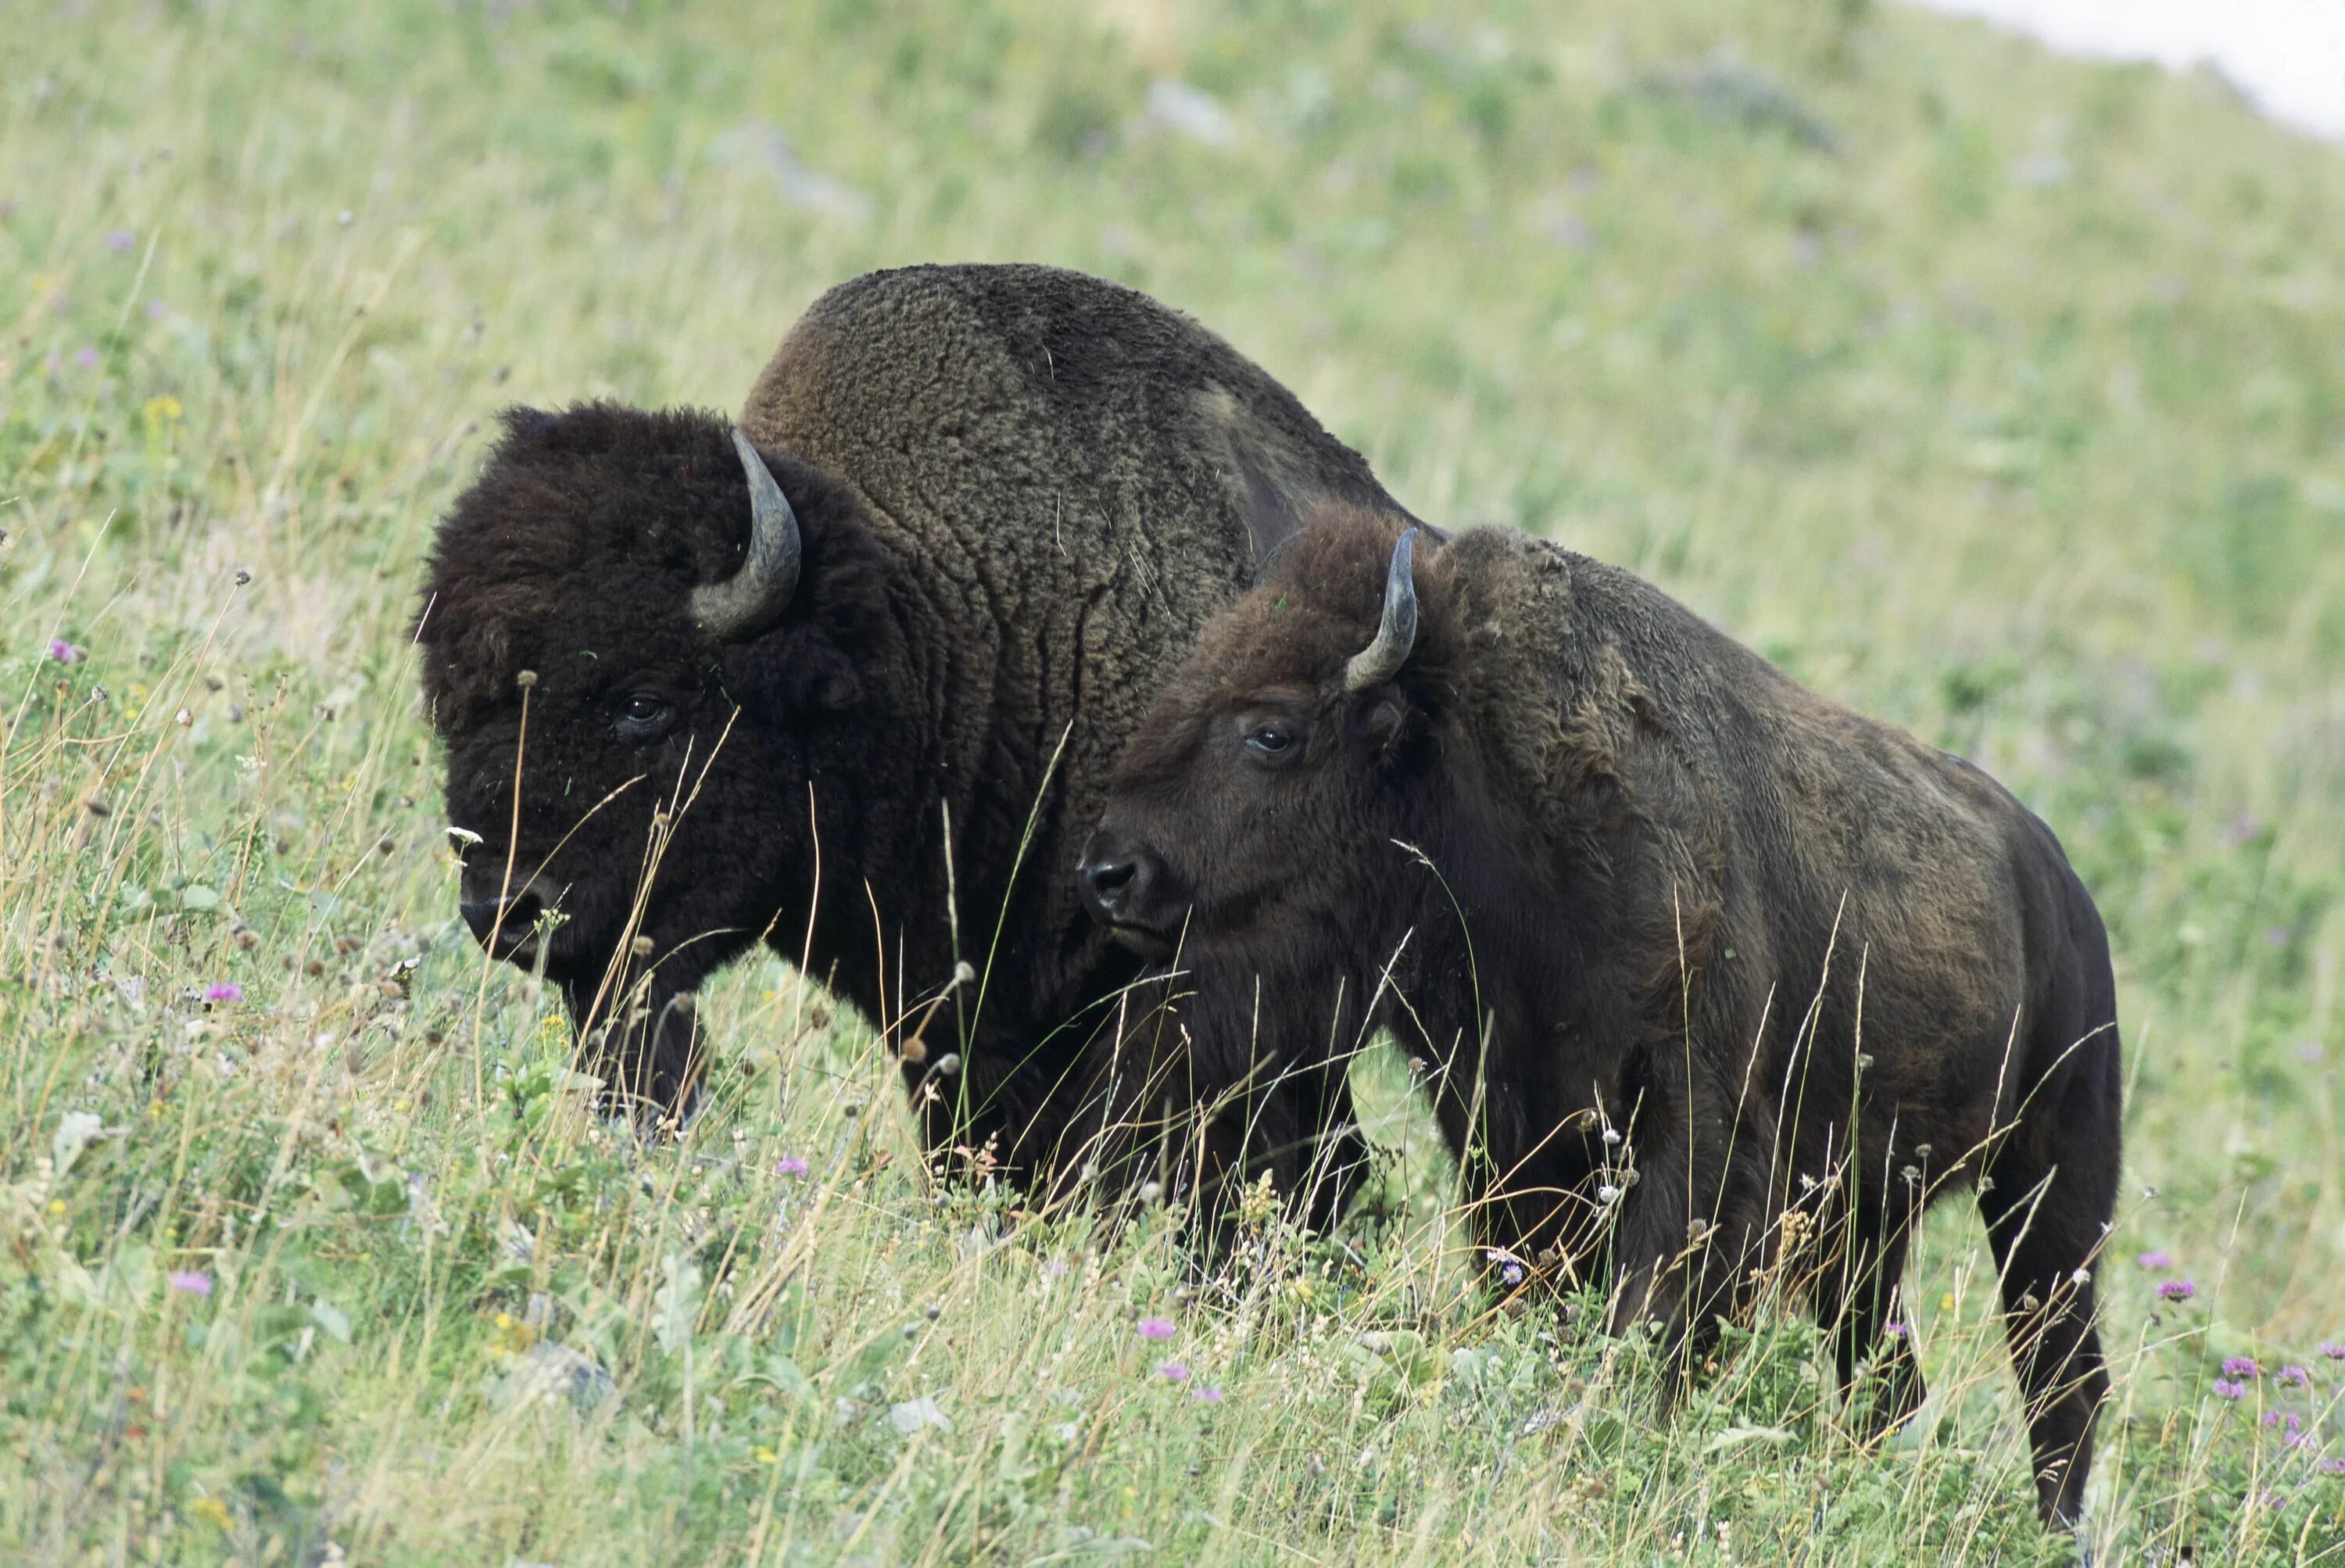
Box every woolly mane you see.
[414,403,889,732]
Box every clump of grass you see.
[4,0,2343,1560]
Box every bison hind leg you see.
[1978,1156,2113,1527]
[1978,1057,2120,1526]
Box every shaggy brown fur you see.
[1084,507,2121,1528]
[417,263,1402,1185]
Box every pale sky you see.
[1906,0,2345,140]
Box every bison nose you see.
[1079,831,1160,925]
[460,886,544,954]
[1083,854,1140,917]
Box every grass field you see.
[5,1,2344,1561]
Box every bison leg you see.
[1601,1116,1770,1407]
[1978,1123,2114,1527]
[1601,1158,1711,1405]
[1294,1059,1370,1233]
[565,967,710,1125]
[1816,1208,1926,1439]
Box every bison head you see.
[417,404,892,1112]
[1079,510,1437,969]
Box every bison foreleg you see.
[1599,1154,1706,1402]
[565,966,710,1127]
[1601,1112,1778,1408]
[1814,1208,1926,1440]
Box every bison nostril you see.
[460,889,544,950]
[1082,856,1140,917]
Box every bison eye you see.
[614,692,675,741]
[1244,722,1296,759]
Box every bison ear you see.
[496,405,561,447]
[1198,385,1437,580]
[1200,387,1339,576]
[723,635,862,725]
[1356,692,1423,767]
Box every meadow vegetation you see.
[4,0,2343,1560]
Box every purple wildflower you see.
[202,983,243,1004]
[1885,1320,1910,1340]
[1137,1316,1176,1341]
[1486,1248,1526,1287]
[2322,1341,2345,1361]
[2157,1279,2196,1301]
[2213,1378,2246,1401]
[773,1155,808,1179]
[2257,1491,2289,1512]
[48,639,83,664]
[2323,1457,2345,1477]
[2136,1250,2173,1271]
[74,345,98,370]
[2223,1356,2261,1380]
[1157,1361,1190,1382]
[2264,1410,2285,1428]
[1191,1385,1223,1403]
[106,230,134,253]
[1043,1258,1070,1277]
[166,1271,212,1297]
[2278,1365,2311,1388]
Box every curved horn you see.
[692,428,803,639]
[1344,528,1420,693]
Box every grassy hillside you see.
[4,0,2343,1560]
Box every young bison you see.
[1080,509,2121,1527]
[417,263,1404,1184]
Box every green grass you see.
[5,0,2344,1560]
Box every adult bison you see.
[416,263,1402,1187]
[1080,507,2121,1527]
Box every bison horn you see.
[1344,528,1420,692]
[693,428,803,639]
